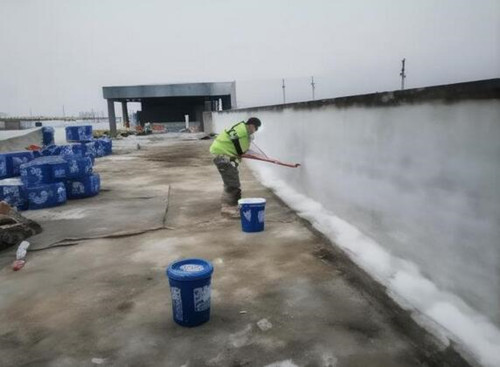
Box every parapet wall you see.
[209,79,500,328]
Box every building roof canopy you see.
[102,82,235,101]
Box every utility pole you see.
[311,76,316,100]
[400,58,406,90]
[282,79,286,104]
[62,105,65,118]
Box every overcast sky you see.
[0,0,499,116]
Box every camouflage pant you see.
[213,155,241,206]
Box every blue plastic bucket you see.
[65,173,100,199]
[41,126,55,146]
[65,125,93,142]
[238,198,266,233]
[166,258,214,327]
[64,156,93,179]
[1,151,34,178]
[20,156,68,187]
[100,138,113,155]
[0,178,28,210]
[26,182,67,210]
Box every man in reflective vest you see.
[210,117,262,218]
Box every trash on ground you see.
[257,318,273,331]
[12,240,30,271]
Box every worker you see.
[209,117,262,218]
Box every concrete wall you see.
[209,80,500,327]
[3,120,22,130]
[0,128,43,152]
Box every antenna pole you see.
[400,58,406,90]
[311,76,316,100]
[282,79,286,104]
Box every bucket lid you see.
[66,125,92,129]
[0,178,23,186]
[167,258,214,281]
[238,198,266,205]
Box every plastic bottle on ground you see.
[13,240,30,271]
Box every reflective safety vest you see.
[209,122,250,159]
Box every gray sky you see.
[0,0,499,116]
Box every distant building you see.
[102,82,236,136]
[0,120,21,130]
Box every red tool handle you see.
[241,153,301,168]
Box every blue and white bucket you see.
[1,151,34,178]
[166,258,214,327]
[19,156,68,187]
[26,182,67,210]
[238,198,266,233]
[64,156,93,179]
[41,126,55,146]
[65,125,93,142]
[65,173,100,199]
[0,178,28,210]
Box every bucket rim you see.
[238,198,266,205]
[167,258,214,281]
[0,177,24,185]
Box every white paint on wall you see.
[211,99,500,367]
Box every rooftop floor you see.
[0,135,469,367]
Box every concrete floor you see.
[0,135,469,367]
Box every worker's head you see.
[245,117,261,134]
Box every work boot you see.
[221,205,240,219]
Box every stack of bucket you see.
[64,126,112,160]
[19,156,69,209]
[63,126,102,200]
[0,125,110,210]
[16,125,102,209]
[0,126,56,209]
[0,151,36,210]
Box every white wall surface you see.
[210,99,500,366]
